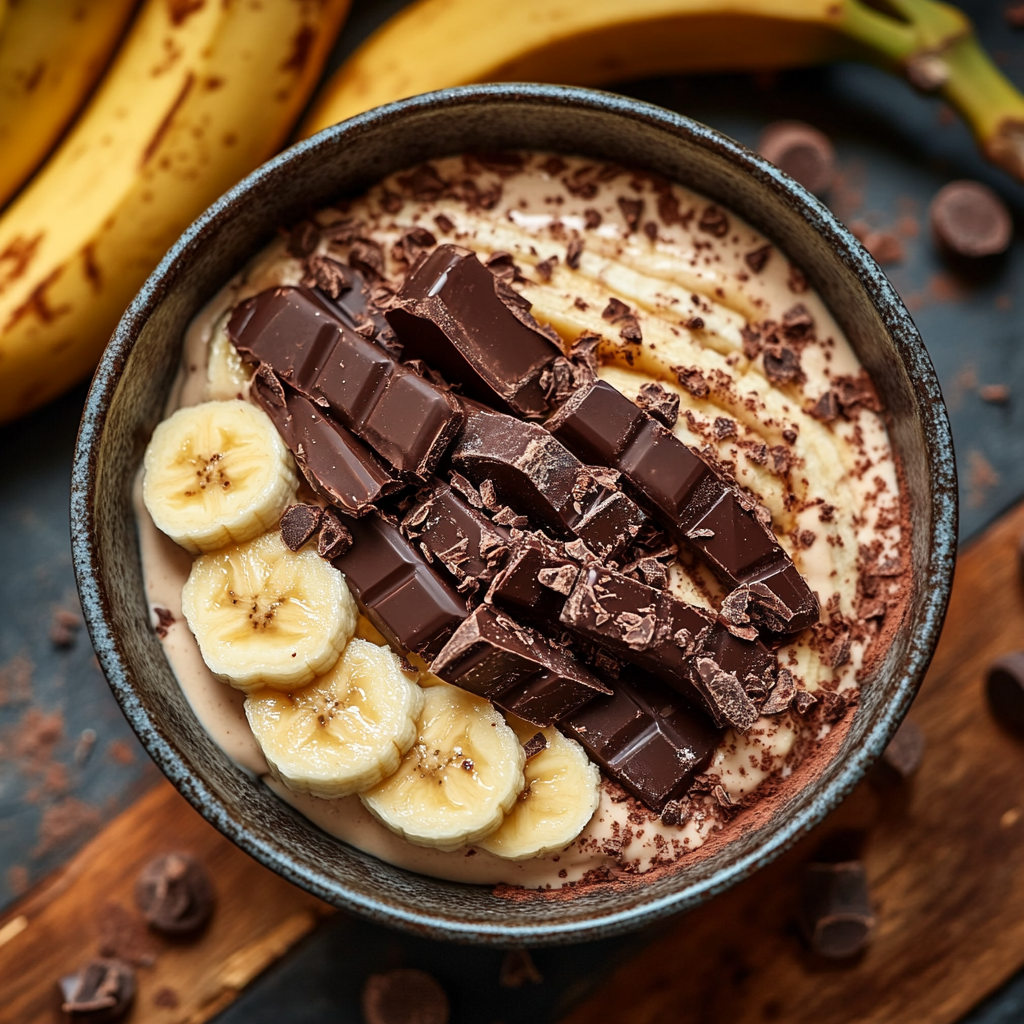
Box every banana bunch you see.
[0,0,351,423]
[142,398,601,856]
[301,0,1024,185]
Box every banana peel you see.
[301,0,1024,186]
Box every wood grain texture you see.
[0,781,334,1024]
[561,501,1024,1024]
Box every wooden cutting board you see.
[2,501,1024,1024]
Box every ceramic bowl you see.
[71,84,957,944]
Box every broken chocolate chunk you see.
[287,220,320,258]
[386,245,562,419]
[697,205,729,237]
[799,861,876,958]
[522,732,548,760]
[332,513,467,659]
[675,365,709,398]
[134,853,214,935]
[744,244,772,274]
[929,179,1012,259]
[280,503,322,551]
[59,959,136,1023]
[879,719,925,779]
[563,672,720,810]
[566,236,584,269]
[317,508,353,559]
[763,345,800,385]
[304,254,355,300]
[635,381,680,427]
[987,652,1024,737]
[432,606,609,726]
[693,657,759,733]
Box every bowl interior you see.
[72,85,956,944]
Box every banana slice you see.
[361,680,525,851]
[182,530,357,692]
[476,718,600,860]
[143,399,296,554]
[205,313,254,401]
[245,638,425,798]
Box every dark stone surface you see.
[1,0,1021,1020]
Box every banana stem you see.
[839,0,1024,184]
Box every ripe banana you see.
[477,718,600,860]
[301,0,1024,185]
[0,0,138,208]
[143,400,297,553]
[0,0,350,424]
[181,530,358,693]
[361,679,526,851]
[245,638,425,799]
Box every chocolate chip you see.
[697,205,729,238]
[134,853,214,935]
[685,316,704,330]
[987,652,1024,737]
[522,732,548,760]
[880,719,925,778]
[362,969,450,1024]
[618,197,644,233]
[674,365,709,398]
[763,345,800,385]
[287,220,320,258]
[799,861,876,958]
[744,244,772,273]
[535,256,557,281]
[635,381,679,428]
[280,503,323,551]
[929,180,1012,259]
[434,213,455,234]
[499,948,543,987]
[566,235,584,269]
[758,121,835,195]
[408,163,447,200]
[318,508,353,559]
[59,959,135,1023]
[713,416,737,440]
[809,390,840,423]
[583,208,602,229]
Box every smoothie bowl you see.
[71,84,956,944]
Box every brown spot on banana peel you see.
[167,0,205,27]
[3,266,71,331]
[82,245,103,293]
[0,234,44,293]
[141,72,196,166]
[282,25,317,74]
[985,120,1024,183]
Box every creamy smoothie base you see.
[138,151,907,891]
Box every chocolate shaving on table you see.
[799,861,876,959]
[280,503,322,551]
[60,959,136,1022]
[522,732,548,760]
[499,948,544,987]
[317,508,353,559]
[986,651,1024,737]
[362,968,450,1024]
[635,381,679,427]
[134,853,214,935]
[879,719,925,779]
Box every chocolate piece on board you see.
[799,861,877,958]
[362,969,450,1024]
[986,651,1024,737]
[280,503,322,550]
[231,287,462,477]
[451,403,648,559]
[758,121,836,196]
[929,180,1012,259]
[432,605,610,726]
[401,481,508,589]
[59,958,136,1023]
[879,719,925,779]
[134,853,214,935]
[548,379,819,633]
[252,370,402,516]
[562,671,720,809]
[332,513,467,659]
[386,244,562,418]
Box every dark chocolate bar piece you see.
[386,245,562,419]
[562,672,720,810]
[230,287,462,478]
[451,403,648,560]
[431,606,610,726]
[332,513,467,660]
[251,370,402,516]
[401,482,508,591]
[547,379,819,633]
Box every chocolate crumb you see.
[744,245,772,273]
[434,213,455,234]
[349,238,385,279]
[304,254,354,299]
[280,503,323,551]
[618,197,644,233]
[59,959,136,1022]
[318,508,353,560]
[153,987,180,1009]
[50,609,81,648]
[135,853,214,935]
[523,733,548,760]
[362,969,449,1024]
[287,220,320,258]
[602,297,631,323]
[685,316,705,331]
[698,205,729,238]
[792,690,818,715]
[583,208,602,229]
[660,799,690,827]
[499,948,543,987]
[980,384,1010,404]
[799,861,876,958]
[535,256,557,281]
[809,390,840,423]
[674,366,709,398]
[635,381,680,427]
[566,236,584,269]
[763,345,800,385]
[713,416,737,440]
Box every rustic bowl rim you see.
[72,82,957,944]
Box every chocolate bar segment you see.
[451,404,648,560]
[230,287,463,478]
[432,606,610,726]
[251,370,402,516]
[562,672,720,810]
[401,481,508,592]
[548,379,819,633]
[332,513,467,660]
[386,245,562,418]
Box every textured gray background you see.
[1,0,1022,1020]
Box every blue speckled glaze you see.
[71,84,957,945]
